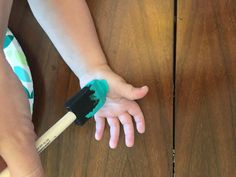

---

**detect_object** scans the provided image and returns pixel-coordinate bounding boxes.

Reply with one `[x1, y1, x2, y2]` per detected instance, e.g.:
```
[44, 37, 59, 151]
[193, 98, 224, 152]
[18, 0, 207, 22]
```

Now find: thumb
[116, 80, 149, 100]
[0, 134, 44, 177]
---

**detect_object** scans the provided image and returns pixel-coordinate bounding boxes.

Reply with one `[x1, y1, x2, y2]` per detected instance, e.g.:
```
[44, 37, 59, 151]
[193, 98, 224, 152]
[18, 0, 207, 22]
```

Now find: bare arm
[28, 0, 148, 149]
[27, 0, 107, 78]
[0, 1, 43, 176]
[0, 0, 12, 45]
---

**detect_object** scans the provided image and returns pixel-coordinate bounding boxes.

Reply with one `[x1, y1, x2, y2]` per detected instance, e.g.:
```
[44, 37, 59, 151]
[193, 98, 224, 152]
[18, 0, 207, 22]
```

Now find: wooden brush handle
[0, 111, 77, 177]
[36, 111, 76, 153]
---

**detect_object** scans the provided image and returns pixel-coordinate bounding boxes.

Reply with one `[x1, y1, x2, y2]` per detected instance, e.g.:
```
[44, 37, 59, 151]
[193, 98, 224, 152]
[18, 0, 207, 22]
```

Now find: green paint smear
[85, 79, 109, 118]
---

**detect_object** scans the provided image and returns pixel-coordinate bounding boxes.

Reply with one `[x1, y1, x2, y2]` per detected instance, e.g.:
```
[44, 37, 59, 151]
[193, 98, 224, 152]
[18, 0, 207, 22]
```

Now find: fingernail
[137, 124, 145, 133]
[126, 138, 134, 147]
[95, 133, 100, 141]
[126, 142, 134, 148]
[142, 86, 149, 91]
[109, 141, 117, 149]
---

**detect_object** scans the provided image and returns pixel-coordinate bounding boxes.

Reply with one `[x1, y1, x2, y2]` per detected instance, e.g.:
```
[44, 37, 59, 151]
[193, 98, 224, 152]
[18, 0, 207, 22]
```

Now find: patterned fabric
[3, 29, 34, 113]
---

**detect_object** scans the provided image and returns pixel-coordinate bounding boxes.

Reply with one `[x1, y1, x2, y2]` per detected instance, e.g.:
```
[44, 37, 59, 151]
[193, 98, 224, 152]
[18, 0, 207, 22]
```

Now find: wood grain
[8, 0, 173, 177]
[176, 0, 236, 176]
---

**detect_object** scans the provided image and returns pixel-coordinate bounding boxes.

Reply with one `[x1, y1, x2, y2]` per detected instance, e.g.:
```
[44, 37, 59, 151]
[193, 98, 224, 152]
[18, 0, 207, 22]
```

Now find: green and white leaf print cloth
[3, 30, 34, 113]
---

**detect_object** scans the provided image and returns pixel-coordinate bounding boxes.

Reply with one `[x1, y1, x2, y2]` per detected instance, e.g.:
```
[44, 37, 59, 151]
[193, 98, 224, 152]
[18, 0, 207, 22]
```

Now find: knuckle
[109, 120, 119, 128]
[120, 118, 132, 125]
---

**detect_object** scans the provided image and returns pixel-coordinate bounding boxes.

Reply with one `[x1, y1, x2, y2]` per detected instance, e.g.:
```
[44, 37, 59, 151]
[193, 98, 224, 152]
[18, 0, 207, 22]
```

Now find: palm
[79, 68, 148, 148]
[96, 96, 132, 117]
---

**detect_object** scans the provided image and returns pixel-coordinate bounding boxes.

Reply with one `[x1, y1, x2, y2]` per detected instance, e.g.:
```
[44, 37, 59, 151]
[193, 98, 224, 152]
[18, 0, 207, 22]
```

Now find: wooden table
[6, 0, 236, 176]
[176, 0, 236, 176]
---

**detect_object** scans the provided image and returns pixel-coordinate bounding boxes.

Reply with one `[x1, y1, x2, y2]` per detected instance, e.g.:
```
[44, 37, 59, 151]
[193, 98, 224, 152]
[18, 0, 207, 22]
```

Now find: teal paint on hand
[85, 79, 109, 118]
[3, 35, 14, 49]
[13, 66, 32, 82]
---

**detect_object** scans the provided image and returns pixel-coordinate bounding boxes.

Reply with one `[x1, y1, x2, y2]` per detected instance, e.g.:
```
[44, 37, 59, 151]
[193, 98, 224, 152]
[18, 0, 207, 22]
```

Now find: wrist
[77, 64, 112, 87]
[65, 52, 109, 79]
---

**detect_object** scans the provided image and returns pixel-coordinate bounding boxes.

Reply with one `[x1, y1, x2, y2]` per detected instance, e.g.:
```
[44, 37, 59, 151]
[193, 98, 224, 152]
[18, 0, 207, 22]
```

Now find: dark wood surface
[6, 0, 236, 177]
[176, 0, 236, 177]
[8, 0, 173, 177]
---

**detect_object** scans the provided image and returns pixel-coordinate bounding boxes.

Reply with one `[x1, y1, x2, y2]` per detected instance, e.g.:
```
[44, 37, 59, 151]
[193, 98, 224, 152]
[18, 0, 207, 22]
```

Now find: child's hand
[79, 65, 149, 149]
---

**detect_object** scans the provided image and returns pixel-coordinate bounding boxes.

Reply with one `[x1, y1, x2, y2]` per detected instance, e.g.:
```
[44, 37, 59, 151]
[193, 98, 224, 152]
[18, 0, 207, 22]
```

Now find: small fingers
[127, 102, 145, 133]
[94, 115, 105, 141]
[107, 118, 120, 149]
[119, 113, 135, 147]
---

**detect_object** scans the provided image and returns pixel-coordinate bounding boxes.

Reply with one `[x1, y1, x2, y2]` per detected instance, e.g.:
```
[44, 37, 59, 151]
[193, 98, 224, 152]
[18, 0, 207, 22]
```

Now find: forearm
[0, 53, 32, 132]
[0, 0, 31, 134]
[0, 54, 42, 175]
[0, 51, 44, 175]
[0, 0, 12, 46]
[0, 0, 30, 121]
[28, 0, 108, 78]
[0, 0, 14, 80]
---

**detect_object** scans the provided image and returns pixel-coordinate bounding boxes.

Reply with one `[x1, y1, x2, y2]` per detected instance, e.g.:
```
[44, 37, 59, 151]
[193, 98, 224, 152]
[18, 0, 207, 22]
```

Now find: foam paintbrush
[0, 79, 109, 177]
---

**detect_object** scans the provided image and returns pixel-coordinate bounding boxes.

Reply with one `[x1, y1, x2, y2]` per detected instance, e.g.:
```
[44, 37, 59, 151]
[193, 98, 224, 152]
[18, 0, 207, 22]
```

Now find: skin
[27, 0, 149, 148]
[0, 0, 148, 176]
[0, 1, 43, 176]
